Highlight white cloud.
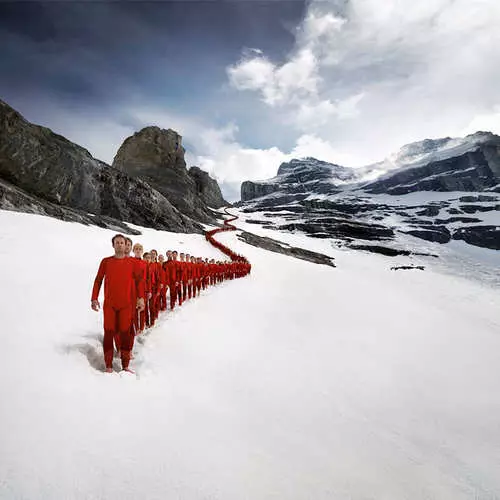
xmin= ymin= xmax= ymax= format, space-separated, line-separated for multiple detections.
xmin=460 ymin=107 xmax=500 ymax=137
xmin=226 ymin=0 xmax=500 ymax=165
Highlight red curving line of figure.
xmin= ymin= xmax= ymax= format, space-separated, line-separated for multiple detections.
xmin=204 ymin=208 xmax=251 ymax=267
xmin=91 ymin=210 xmax=251 ymax=374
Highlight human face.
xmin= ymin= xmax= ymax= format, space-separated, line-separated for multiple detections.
xmin=113 ymin=236 xmax=126 ymax=256
xmin=125 ymin=240 xmax=132 ymax=255
xmin=159 ymin=255 xmax=165 ymax=263
xmin=133 ymin=244 xmax=143 ymax=258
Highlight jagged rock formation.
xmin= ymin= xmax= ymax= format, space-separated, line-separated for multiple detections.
xmin=188 ymin=166 xmax=226 ymax=208
xmin=362 ymin=148 xmax=500 ymax=194
xmin=241 ymin=158 xmax=355 ymax=202
xmin=0 ymin=177 xmax=142 ymax=234
xmin=0 ymin=100 xmax=201 ymax=233
xmin=0 ymin=99 xmax=228 ymax=233
xmin=112 ymin=127 xmax=227 ymax=222
xmin=239 ymin=134 xmax=500 ymax=251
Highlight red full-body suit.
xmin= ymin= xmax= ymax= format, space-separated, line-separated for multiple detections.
xmin=164 ymin=259 xmax=177 ymax=310
xmin=92 ymin=256 xmax=144 ymax=370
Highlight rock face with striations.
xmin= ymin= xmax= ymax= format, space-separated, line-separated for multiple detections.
xmin=238 ymin=135 xmax=500 ymax=251
xmin=188 ymin=166 xmax=226 ymax=208
xmin=241 ymin=158 xmax=355 ymax=202
xmin=112 ymin=127 xmax=227 ymax=222
xmin=0 ymin=99 xmax=200 ymax=233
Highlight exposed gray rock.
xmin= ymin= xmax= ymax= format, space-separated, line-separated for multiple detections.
xmin=416 ymin=206 xmax=441 ymax=217
xmin=112 ymin=127 xmax=224 ymax=222
xmin=241 ymin=158 xmax=355 ymax=202
xmin=0 ymin=178 xmax=141 ymax=234
xmin=278 ymin=220 xmax=394 ymax=241
xmin=459 ymin=204 xmax=500 ymax=214
xmin=391 ymin=266 xmax=425 ymax=271
xmin=237 ymin=231 xmax=336 ymax=267
xmin=363 ymin=148 xmax=500 ymax=195
xmin=347 ymin=244 xmax=438 ymax=258
xmin=0 ymin=99 xmax=200 ymax=233
xmin=434 ymin=217 xmax=483 ymax=224
xmin=452 ymin=226 xmax=500 ymax=250
xmin=238 ymin=132 xmax=500 ymax=251
xmin=241 ymin=181 xmax=281 ymax=202
xmin=188 ymin=166 xmax=227 ymax=208
xmin=403 ymin=226 xmax=451 ymax=244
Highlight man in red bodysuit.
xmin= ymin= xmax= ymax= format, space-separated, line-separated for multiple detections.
xmin=91 ymin=234 xmax=145 ymax=373
xmin=164 ymin=250 xmax=178 ymax=310
xmin=149 ymin=250 xmax=160 ymax=324
xmin=179 ymin=253 xmax=188 ymax=303
xmin=175 ymin=251 xmax=185 ymax=306
xmin=195 ymin=257 xmax=203 ymax=296
xmin=143 ymin=252 xmax=154 ymax=327
xmin=185 ymin=254 xmax=193 ymax=299
xmin=158 ymin=254 xmax=168 ymax=311
xmin=132 ymin=243 xmax=147 ymax=335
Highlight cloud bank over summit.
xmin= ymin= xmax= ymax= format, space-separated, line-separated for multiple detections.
xmin=1 ymin=0 xmax=499 ymax=201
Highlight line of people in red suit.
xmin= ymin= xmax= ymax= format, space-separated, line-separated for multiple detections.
xmin=91 ymin=215 xmax=251 ymax=374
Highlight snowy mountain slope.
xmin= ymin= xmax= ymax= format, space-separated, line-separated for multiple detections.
xmin=357 ymin=131 xmax=499 ymax=181
xmin=1 ymin=209 xmax=500 ymax=499
xmin=238 ymin=132 xmax=500 ymax=251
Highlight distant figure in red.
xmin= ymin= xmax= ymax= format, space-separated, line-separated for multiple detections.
xmin=132 ymin=243 xmax=147 ymax=335
xmin=91 ymin=234 xmax=145 ymax=373
xmin=158 ymin=254 xmax=168 ymax=311
xmin=164 ymin=250 xmax=178 ymax=310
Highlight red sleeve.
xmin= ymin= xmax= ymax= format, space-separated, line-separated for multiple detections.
xmin=91 ymin=258 xmax=107 ymax=301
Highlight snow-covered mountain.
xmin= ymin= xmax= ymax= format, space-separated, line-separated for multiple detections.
xmin=239 ymin=132 xmax=500 ymax=252
xmin=358 ymin=131 xmax=499 ymax=182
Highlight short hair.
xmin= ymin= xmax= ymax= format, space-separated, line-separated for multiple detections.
xmin=151 ymin=249 xmax=158 ymax=254
xmin=143 ymin=252 xmax=150 ymax=258
xmin=132 ymin=243 xmax=143 ymax=251
xmin=125 ymin=237 xmax=133 ymax=245
xmin=112 ymin=234 xmax=126 ymax=244
xmin=172 ymin=250 xmax=178 ymax=254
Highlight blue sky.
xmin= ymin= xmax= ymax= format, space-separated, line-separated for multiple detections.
xmin=1 ymin=0 xmax=500 ymax=201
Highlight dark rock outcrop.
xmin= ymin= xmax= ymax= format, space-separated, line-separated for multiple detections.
xmin=241 ymin=181 xmax=280 ymax=202
xmin=362 ymin=147 xmax=500 ymax=195
xmin=402 ymin=225 xmax=451 ymax=244
xmin=188 ymin=166 xmax=227 ymax=208
xmin=452 ymin=226 xmax=500 ymax=250
xmin=0 ymin=99 xmax=201 ymax=232
xmin=241 ymin=157 xmax=355 ymax=202
xmin=237 ymin=231 xmax=336 ymax=267
xmin=347 ymin=244 xmax=438 ymax=258
xmin=0 ymin=177 xmax=141 ymax=234
xmin=391 ymin=266 xmax=425 ymax=271
xmin=112 ymin=126 xmax=226 ymax=222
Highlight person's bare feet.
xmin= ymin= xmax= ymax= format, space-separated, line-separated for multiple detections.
xmin=121 ymin=367 xmax=135 ymax=374
xmin=105 ymin=367 xmax=113 ymax=373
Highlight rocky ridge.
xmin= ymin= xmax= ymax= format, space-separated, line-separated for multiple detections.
xmin=0 ymin=99 xmax=227 ymax=233
xmin=238 ymin=134 xmax=500 ymax=251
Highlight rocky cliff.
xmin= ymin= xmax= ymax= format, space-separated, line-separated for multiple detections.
xmin=238 ymin=134 xmax=500 ymax=251
xmin=0 ymin=99 xmax=203 ymax=233
xmin=241 ymin=158 xmax=355 ymax=202
xmin=112 ymin=127 xmax=227 ymax=222
xmin=188 ymin=166 xmax=226 ymax=208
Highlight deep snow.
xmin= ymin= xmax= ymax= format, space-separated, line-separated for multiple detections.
xmin=0 ymin=209 xmax=499 ymax=500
